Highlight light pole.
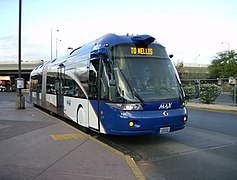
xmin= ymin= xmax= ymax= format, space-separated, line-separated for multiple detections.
xmin=194 ymin=54 xmax=200 ymax=65
xmin=56 ymin=38 xmax=61 ymax=59
xmin=16 ymin=0 xmax=25 ymax=109
xmin=50 ymin=28 xmax=59 ymax=60
xmin=221 ymin=41 xmax=230 ymax=51
xmin=18 ymin=0 xmax=22 ymax=82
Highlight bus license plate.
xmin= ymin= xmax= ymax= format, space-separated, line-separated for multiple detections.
xmin=159 ymin=127 xmax=170 ymax=134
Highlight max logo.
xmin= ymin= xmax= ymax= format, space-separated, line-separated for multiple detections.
xmin=158 ymin=103 xmax=172 ymax=110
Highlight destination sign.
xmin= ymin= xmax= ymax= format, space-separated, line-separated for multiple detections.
xmin=112 ymin=44 xmax=169 ymax=59
xmin=130 ymin=47 xmax=153 ymax=55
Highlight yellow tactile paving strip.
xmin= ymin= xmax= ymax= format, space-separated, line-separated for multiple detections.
xmin=50 ymin=133 xmax=85 ymax=141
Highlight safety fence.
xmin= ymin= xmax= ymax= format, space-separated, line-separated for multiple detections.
xmin=182 ymin=78 xmax=237 ymax=106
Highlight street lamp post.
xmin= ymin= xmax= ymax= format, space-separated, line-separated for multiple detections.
xmin=51 ymin=28 xmax=59 ymax=60
xmin=221 ymin=41 xmax=230 ymax=51
xmin=195 ymin=54 xmax=200 ymax=65
xmin=16 ymin=0 xmax=25 ymax=109
xmin=18 ymin=0 xmax=22 ymax=81
xmin=56 ymin=38 xmax=62 ymax=59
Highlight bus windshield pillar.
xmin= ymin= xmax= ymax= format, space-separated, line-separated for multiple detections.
xmin=109 ymin=80 xmax=117 ymax=102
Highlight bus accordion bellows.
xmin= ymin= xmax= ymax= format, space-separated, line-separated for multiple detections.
xmin=30 ymin=33 xmax=188 ymax=136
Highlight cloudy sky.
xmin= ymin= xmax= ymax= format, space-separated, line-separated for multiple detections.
xmin=0 ymin=0 xmax=237 ymax=64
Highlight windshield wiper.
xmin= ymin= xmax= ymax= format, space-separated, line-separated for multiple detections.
xmin=132 ymin=88 xmax=145 ymax=104
xmin=117 ymin=67 xmax=144 ymax=104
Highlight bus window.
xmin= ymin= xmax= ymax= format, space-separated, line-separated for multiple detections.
xmin=75 ymin=60 xmax=89 ymax=94
xmin=88 ymin=58 xmax=112 ymax=100
xmin=46 ymin=73 xmax=56 ymax=94
xmin=64 ymin=74 xmax=86 ymax=98
xmin=31 ymin=75 xmax=42 ymax=93
xmin=88 ymin=59 xmax=99 ymax=99
xmin=100 ymin=59 xmax=112 ymax=100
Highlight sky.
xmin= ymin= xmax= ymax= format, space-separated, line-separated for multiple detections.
xmin=0 ymin=0 xmax=237 ymax=64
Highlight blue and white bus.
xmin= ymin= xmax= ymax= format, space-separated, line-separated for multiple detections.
xmin=30 ymin=33 xmax=190 ymax=135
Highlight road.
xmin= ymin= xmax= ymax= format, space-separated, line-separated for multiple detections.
xmin=215 ymin=92 xmax=234 ymax=105
xmin=2 ymin=92 xmax=237 ymax=179
xmin=0 ymin=92 xmax=18 ymax=102
xmin=97 ymin=108 xmax=237 ymax=180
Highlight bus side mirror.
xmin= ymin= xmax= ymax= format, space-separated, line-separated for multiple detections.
xmin=169 ymin=54 xmax=173 ymax=58
xmin=109 ymin=80 xmax=118 ymax=102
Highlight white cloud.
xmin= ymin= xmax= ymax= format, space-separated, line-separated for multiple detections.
xmin=0 ymin=36 xmax=18 ymax=60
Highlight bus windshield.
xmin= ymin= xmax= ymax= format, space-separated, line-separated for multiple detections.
xmin=111 ymin=44 xmax=182 ymax=102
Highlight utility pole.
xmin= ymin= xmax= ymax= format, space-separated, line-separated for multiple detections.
xmin=51 ymin=28 xmax=59 ymax=60
xmin=18 ymin=0 xmax=22 ymax=82
xmin=194 ymin=54 xmax=200 ymax=65
xmin=221 ymin=41 xmax=230 ymax=51
xmin=16 ymin=0 xmax=25 ymax=109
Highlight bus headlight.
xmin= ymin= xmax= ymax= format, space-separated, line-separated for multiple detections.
xmin=107 ymin=103 xmax=143 ymax=110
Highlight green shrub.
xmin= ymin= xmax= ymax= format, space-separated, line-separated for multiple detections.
xmin=183 ymin=85 xmax=195 ymax=95
xmin=199 ymin=84 xmax=222 ymax=104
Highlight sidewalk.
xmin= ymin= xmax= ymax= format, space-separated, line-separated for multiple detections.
xmin=186 ymin=101 xmax=237 ymax=112
xmin=0 ymin=101 xmax=144 ymax=180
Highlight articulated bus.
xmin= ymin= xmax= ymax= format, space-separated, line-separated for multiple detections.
xmin=30 ymin=33 xmax=193 ymax=136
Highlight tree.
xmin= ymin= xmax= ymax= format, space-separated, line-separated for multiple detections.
xmin=175 ymin=61 xmax=184 ymax=77
xmin=208 ymin=50 xmax=237 ymax=78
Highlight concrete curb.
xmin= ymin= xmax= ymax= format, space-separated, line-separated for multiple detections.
xmin=186 ymin=102 xmax=237 ymax=113
xmin=65 ymin=124 xmax=145 ymax=180
xmin=62 ymin=121 xmax=146 ymax=180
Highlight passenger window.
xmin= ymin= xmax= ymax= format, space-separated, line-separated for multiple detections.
xmin=64 ymin=74 xmax=86 ymax=98
xmin=31 ymin=75 xmax=42 ymax=93
xmin=100 ymin=59 xmax=112 ymax=100
xmin=46 ymin=73 xmax=57 ymax=94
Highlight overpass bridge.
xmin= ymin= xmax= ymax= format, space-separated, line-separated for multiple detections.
xmin=0 ymin=60 xmax=43 ymax=81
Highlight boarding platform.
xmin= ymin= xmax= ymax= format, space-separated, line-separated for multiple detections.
xmin=0 ymin=94 xmax=144 ymax=179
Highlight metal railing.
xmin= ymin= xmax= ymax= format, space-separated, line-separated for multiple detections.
xmin=182 ymin=78 xmax=237 ymax=106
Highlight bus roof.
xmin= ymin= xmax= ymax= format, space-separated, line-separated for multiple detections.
xmin=69 ymin=33 xmax=157 ymax=58
xmin=30 ymin=63 xmax=45 ymax=77
xmin=31 ymin=33 xmax=161 ymax=74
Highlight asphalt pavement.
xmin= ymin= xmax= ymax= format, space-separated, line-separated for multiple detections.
xmin=0 ymin=92 xmax=236 ymax=180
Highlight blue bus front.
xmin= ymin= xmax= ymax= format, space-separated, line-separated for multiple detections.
xmin=90 ymin=35 xmax=187 ymax=135
xmin=93 ymin=100 xmax=187 ymax=136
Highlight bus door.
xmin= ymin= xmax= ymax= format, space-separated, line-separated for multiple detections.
xmin=31 ymin=75 xmax=41 ymax=105
xmin=88 ymin=59 xmax=100 ymax=130
xmin=55 ymin=66 xmax=64 ymax=116
xmin=36 ymin=82 xmax=40 ymax=105
xmin=88 ymin=56 xmax=111 ymax=132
